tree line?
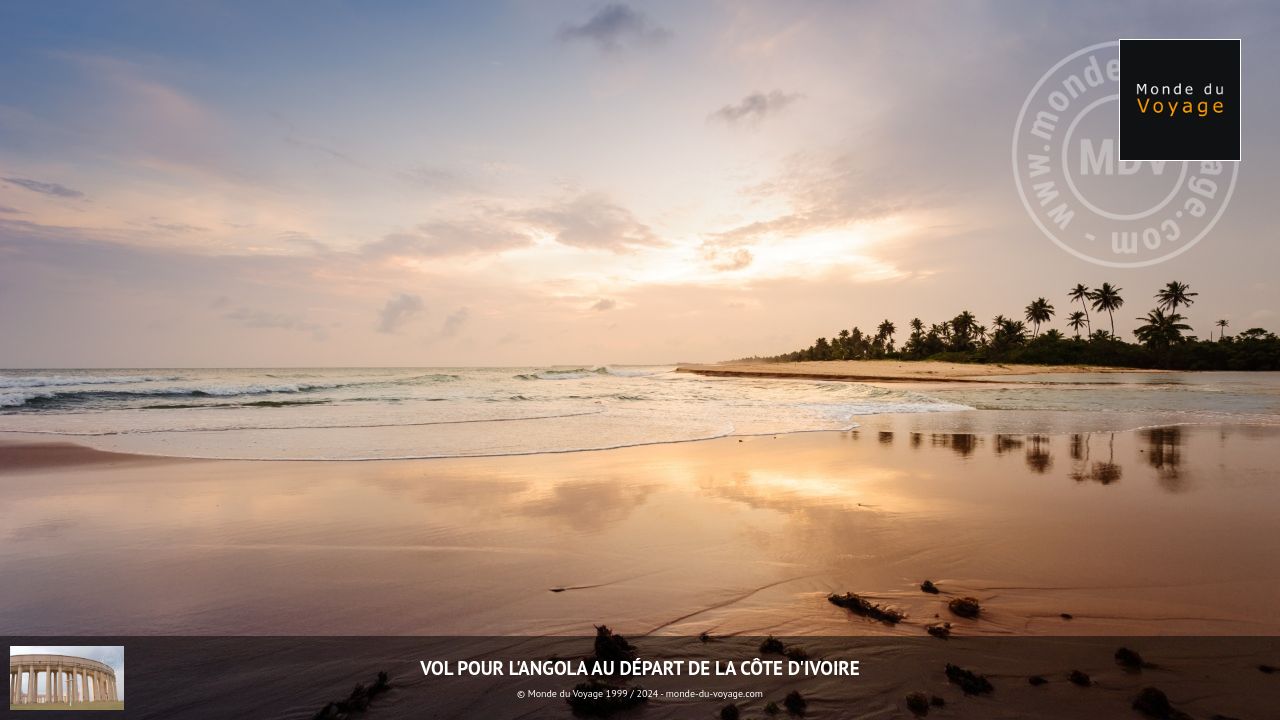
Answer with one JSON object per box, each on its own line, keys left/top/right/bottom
{"left": 773, "top": 281, "right": 1280, "bottom": 370}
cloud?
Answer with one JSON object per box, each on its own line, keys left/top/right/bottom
{"left": 704, "top": 247, "right": 754, "bottom": 272}
{"left": 0, "top": 205, "right": 23, "bottom": 214}
{"left": 557, "top": 3, "right": 670, "bottom": 53}
{"left": 278, "top": 231, "right": 328, "bottom": 253}
{"left": 521, "top": 194, "right": 661, "bottom": 252}
{"left": 440, "top": 307, "right": 470, "bottom": 338}
{"left": 377, "top": 292, "right": 424, "bottom": 333}
{"left": 710, "top": 91, "right": 803, "bottom": 126}
{"left": 364, "top": 219, "right": 533, "bottom": 259}
{"left": 591, "top": 298, "right": 617, "bottom": 311}
{"left": 225, "top": 306, "right": 327, "bottom": 340}
{"left": 2, "top": 177, "right": 85, "bottom": 199}
{"left": 150, "top": 219, "right": 206, "bottom": 233}
{"left": 710, "top": 153, "right": 924, "bottom": 249}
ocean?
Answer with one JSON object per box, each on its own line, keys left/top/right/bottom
{"left": 1, "top": 367, "right": 1277, "bottom": 460}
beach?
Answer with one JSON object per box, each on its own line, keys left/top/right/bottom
{"left": 676, "top": 359, "right": 1165, "bottom": 383}
{"left": 3, "top": 368, "right": 1279, "bottom": 717}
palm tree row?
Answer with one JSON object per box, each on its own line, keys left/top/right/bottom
{"left": 778, "top": 281, "right": 1260, "bottom": 367}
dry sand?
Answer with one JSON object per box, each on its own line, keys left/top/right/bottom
{"left": 677, "top": 359, "right": 1162, "bottom": 383}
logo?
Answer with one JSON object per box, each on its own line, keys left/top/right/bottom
{"left": 1012, "top": 41, "right": 1238, "bottom": 268}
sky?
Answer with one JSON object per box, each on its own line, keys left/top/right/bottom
{"left": 10, "top": 645, "right": 124, "bottom": 699}
{"left": 1, "top": 0, "right": 1278, "bottom": 367}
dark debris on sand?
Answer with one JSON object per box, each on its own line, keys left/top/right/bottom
{"left": 827, "top": 592, "right": 904, "bottom": 624}
{"left": 920, "top": 580, "right": 940, "bottom": 594}
{"left": 567, "top": 679, "right": 648, "bottom": 717}
{"left": 1116, "top": 646, "right": 1153, "bottom": 670}
{"left": 783, "top": 690, "right": 807, "bottom": 715}
{"left": 759, "top": 636, "right": 786, "bottom": 655}
{"left": 311, "top": 671, "right": 391, "bottom": 720}
{"left": 945, "top": 663, "right": 993, "bottom": 695}
{"left": 1259, "top": 663, "right": 1278, "bottom": 674}
{"left": 593, "top": 625, "right": 637, "bottom": 662}
{"left": 905, "top": 692, "right": 945, "bottom": 716}
{"left": 947, "top": 597, "right": 981, "bottom": 619}
{"left": 719, "top": 703, "right": 740, "bottom": 720}
{"left": 1028, "top": 675, "right": 1048, "bottom": 686}
{"left": 1132, "top": 687, "right": 1192, "bottom": 720}
{"left": 1068, "top": 670, "right": 1091, "bottom": 687}
{"left": 926, "top": 622, "right": 951, "bottom": 639}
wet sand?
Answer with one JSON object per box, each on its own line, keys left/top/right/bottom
{"left": 676, "top": 359, "right": 1161, "bottom": 383}
{"left": 2, "top": 414, "right": 1277, "bottom": 637}
{"left": 3, "top": 415, "right": 1278, "bottom": 717}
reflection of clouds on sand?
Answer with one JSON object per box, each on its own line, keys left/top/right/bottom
{"left": 2, "top": 421, "right": 1278, "bottom": 638}
{"left": 515, "top": 478, "right": 658, "bottom": 533}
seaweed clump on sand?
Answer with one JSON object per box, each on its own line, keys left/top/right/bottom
{"left": 784, "top": 646, "right": 809, "bottom": 661}
{"left": 719, "top": 703, "right": 740, "bottom": 720}
{"left": 567, "top": 679, "right": 647, "bottom": 717}
{"left": 782, "top": 690, "right": 807, "bottom": 715}
{"left": 1132, "top": 687, "right": 1192, "bottom": 720}
{"left": 1258, "top": 663, "right": 1277, "bottom": 674}
{"left": 947, "top": 597, "right": 981, "bottom": 619}
{"left": 1116, "top": 647, "right": 1153, "bottom": 670}
{"left": 920, "top": 580, "right": 940, "bottom": 594}
{"left": 827, "top": 592, "right": 904, "bottom": 624}
{"left": 759, "top": 636, "right": 786, "bottom": 655}
{"left": 906, "top": 692, "right": 946, "bottom": 716}
{"left": 593, "top": 625, "right": 637, "bottom": 662}
{"left": 944, "top": 663, "right": 993, "bottom": 695}
{"left": 926, "top": 622, "right": 951, "bottom": 639}
{"left": 1068, "top": 670, "right": 1091, "bottom": 687}
{"left": 1028, "top": 675, "right": 1048, "bottom": 686}
{"left": 311, "top": 671, "right": 391, "bottom": 720}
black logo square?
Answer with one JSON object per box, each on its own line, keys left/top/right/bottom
{"left": 1119, "top": 39, "right": 1240, "bottom": 161}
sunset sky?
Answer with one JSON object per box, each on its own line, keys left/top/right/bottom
{"left": 2, "top": 1, "right": 1278, "bottom": 367}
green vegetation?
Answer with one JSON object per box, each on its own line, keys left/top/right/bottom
{"left": 774, "top": 281, "right": 1280, "bottom": 370}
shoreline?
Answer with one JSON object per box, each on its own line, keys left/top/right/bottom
{"left": 676, "top": 359, "right": 1167, "bottom": 383}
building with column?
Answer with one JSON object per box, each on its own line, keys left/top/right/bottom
{"left": 9, "top": 654, "right": 118, "bottom": 706}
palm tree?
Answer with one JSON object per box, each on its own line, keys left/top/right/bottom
{"left": 950, "top": 310, "right": 977, "bottom": 350}
{"left": 1215, "top": 318, "right": 1229, "bottom": 341}
{"left": 1089, "top": 283, "right": 1124, "bottom": 337}
{"left": 1155, "top": 281, "right": 1198, "bottom": 314}
{"left": 877, "top": 320, "right": 897, "bottom": 353}
{"left": 1024, "top": 297, "right": 1055, "bottom": 337}
{"left": 1134, "top": 308, "right": 1191, "bottom": 350}
{"left": 1068, "top": 283, "right": 1092, "bottom": 334}
{"left": 1067, "top": 311, "right": 1087, "bottom": 338}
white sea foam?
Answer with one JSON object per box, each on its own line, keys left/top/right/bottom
{"left": 0, "top": 366, "right": 982, "bottom": 459}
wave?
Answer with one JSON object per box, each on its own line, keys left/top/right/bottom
{"left": 0, "top": 374, "right": 184, "bottom": 389}
{"left": 0, "top": 382, "right": 338, "bottom": 408}
{"left": 513, "top": 366, "right": 672, "bottom": 381}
